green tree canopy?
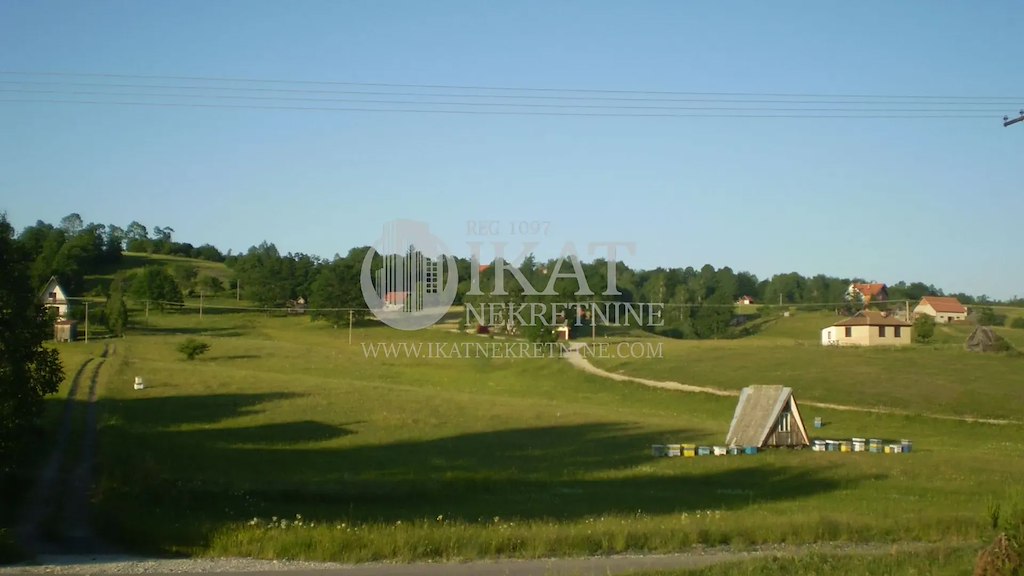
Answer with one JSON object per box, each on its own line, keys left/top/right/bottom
{"left": 0, "top": 215, "right": 64, "bottom": 477}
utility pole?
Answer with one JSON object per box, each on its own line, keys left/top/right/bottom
{"left": 1004, "top": 110, "right": 1024, "bottom": 128}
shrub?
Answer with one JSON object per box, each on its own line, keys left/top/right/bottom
{"left": 177, "top": 338, "right": 211, "bottom": 361}
{"left": 976, "top": 307, "right": 1007, "bottom": 327}
{"left": 1010, "top": 317, "right": 1024, "bottom": 330}
{"left": 914, "top": 315, "right": 936, "bottom": 343}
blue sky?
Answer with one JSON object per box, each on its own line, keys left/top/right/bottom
{"left": 1, "top": 2, "right": 1022, "bottom": 299}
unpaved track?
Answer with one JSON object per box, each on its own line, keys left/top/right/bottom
{"left": 17, "top": 345, "right": 113, "bottom": 556}
{"left": 0, "top": 543, "right": 937, "bottom": 575}
{"left": 563, "top": 343, "right": 1018, "bottom": 425}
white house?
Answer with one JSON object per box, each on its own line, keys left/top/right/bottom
{"left": 913, "top": 296, "right": 968, "bottom": 323}
{"left": 39, "top": 276, "right": 71, "bottom": 319}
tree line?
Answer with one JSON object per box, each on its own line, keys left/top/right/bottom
{"left": 11, "top": 213, "right": 1022, "bottom": 340}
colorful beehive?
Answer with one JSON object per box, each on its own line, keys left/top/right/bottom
{"left": 651, "top": 444, "right": 667, "bottom": 457}
{"left": 667, "top": 444, "right": 682, "bottom": 457}
{"left": 697, "top": 446, "right": 712, "bottom": 456}
{"left": 812, "top": 440, "right": 826, "bottom": 452}
{"left": 826, "top": 440, "right": 840, "bottom": 452}
{"left": 868, "top": 439, "right": 883, "bottom": 453}
{"left": 727, "top": 446, "right": 742, "bottom": 456}
{"left": 840, "top": 440, "right": 852, "bottom": 452}
{"left": 683, "top": 444, "right": 696, "bottom": 458}
{"left": 901, "top": 439, "right": 913, "bottom": 453}
{"left": 744, "top": 446, "right": 758, "bottom": 455}
{"left": 852, "top": 438, "right": 866, "bottom": 452}
{"left": 713, "top": 446, "right": 728, "bottom": 456}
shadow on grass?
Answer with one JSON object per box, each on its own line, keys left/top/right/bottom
{"left": 130, "top": 326, "right": 248, "bottom": 337}
{"left": 89, "top": 390, "right": 881, "bottom": 555}
{"left": 202, "top": 354, "right": 262, "bottom": 361}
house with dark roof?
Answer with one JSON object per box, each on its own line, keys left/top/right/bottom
{"left": 726, "top": 386, "right": 809, "bottom": 448}
{"left": 821, "top": 310, "right": 912, "bottom": 346}
{"left": 914, "top": 296, "right": 968, "bottom": 323}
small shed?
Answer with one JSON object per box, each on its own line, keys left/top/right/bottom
{"left": 53, "top": 320, "right": 78, "bottom": 342}
{"left": 726, "top": 385, "right": 810, "bottom": 448}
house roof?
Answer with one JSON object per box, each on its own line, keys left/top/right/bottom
{"left": 851, "top": 283, "right": 888, "bottom": 298}
{"left": 38, "top": 276, "right": 68, "bottom": 302}
{"left": 833, "top": 310, "right": 911, "bottom": 327}
{"left": 919, "top": 296, "right": 967, "bottom": 314}
{"left": 725, "top": 385, "right": 809, "bottom": 448}
{"left": 384, "top": 291, "right": 408, "bottom": 304}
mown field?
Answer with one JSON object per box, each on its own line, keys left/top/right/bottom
{"left": 60, "top": 306, "right": 1024, "bottom": 570}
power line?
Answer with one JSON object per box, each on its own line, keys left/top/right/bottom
{"left": 0, "top": 87, "right": 1010, "bottom": 113}
{"left": 0, "top": 79, "right": 1017, "bottom": 106}
{"left": 0, "top": 98, "right": 998, "bottom": 119}
{"left": 1, "top": 70, "right": 1022, "bottom": 101}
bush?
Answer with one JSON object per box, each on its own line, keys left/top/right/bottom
{"left": 177, "top": 338, "right": 211, "bottom": 361}
{"left": 1010, "top": 317, "right": 1024, "bottom": 330}
{"left": 914, "top": 315, "right": 936, "bottom": 343}
{"left": 976, "top": 307, "right": 1007, "bottom": 327}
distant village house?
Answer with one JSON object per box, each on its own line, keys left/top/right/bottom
{"left": 821, "top": 310, "right": 911, "bottom": 346}
{"left": 735, "top": 295, "right": 755, "bottom": 305}
{"left": 39, "top": 276, "right": 71, "bottom": 319}
{"left": 848, "top": 283, "right": 888, "bottom": 304}
{"left": 913, "top": 296, "right": 967, "bottom": 323}
{"left": 39, "top": 276, "right": 77, "bottom": 341}
{"left": 286, "top": 296, "right": 307, "bottom": 314}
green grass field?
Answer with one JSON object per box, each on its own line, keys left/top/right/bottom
{"left": 71, "top": 306, "right": 1024, "bottom": 569}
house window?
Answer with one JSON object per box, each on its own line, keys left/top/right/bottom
{"left": 844, "top": 326, "right": 852, "bottom": 338}
{"left": 49, "top": 292, "right": 57, "bottom": 301}
{"left": 894, "top": 326, "right": 902, "bottom": 338}
{"left": 778, "top": 411, "right": 791, "bottom": 432}
{"left": 878, "top": 326, "right": 886, "bottom": 337}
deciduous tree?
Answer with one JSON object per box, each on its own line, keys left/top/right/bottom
{"left": 0, "top": 215, "right": 64, "bottom": 477}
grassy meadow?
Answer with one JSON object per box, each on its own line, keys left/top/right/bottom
{"left": 63, "top": 304, "right": 1024, "bottom": 567}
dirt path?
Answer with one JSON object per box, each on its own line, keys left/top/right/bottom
{"left": 17, "top": 345, "right": 113, "bottom": 555}
{"left": 563, "top": 343, "right": 1019, "bottom": 425}
{"left": 0, "top": 543, "right": 941, "bottom": 575}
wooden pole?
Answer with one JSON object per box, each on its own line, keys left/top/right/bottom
{"left": 348, "top": 310, "right": 354, "bottom": 345}
{"left": 85, "top": 300, "right": 89, "bottom": 343}
{"left": 145, "top": 299, "right": 150, "bottom": 326}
